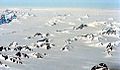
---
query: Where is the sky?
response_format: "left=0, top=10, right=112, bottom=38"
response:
left=0, top=0, right=120, bottom=8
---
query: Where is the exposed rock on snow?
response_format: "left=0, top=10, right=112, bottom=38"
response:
left=101, top=28, right=116, bottom=35
left=91, top=63, right=110, bottom=70
left=61, top=45, right=73, bottom=51
left=33, top=38, right=55, bottom=50
left=0, top=46, right=11, bottom=51
left=9, top=57, right=22, bottom=64
left=0, top=54, right=22, bottom=64
left=73, top=24, right=87, bottom=30
left=34, top=32, right=42, bottom=37
left=0, top=8, right=120, bottom=70
left=13, top=45, right=33, bottom=51
left=32, top=52, right=45, bottom=58
left=0, top=61, right=8, bottom=68
left=105, top=43, right=113, bottom=56
left=15, top=52, right=29, bottom=58
left=25, top=32, right=51, bottom=40
left=9, top=41, right=18, bottom=47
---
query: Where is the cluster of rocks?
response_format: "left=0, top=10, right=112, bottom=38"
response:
left=26, top=32, right=50, bottom=40
left=0, top=31, right=55, bottom=67
left=15, top=52, right=29, bottom=58
left=64, top=33, right=95, bottom=45
left=33, top=52, right=47, bottom=59
left=0, top=54, right=23, bottom=64
left=0, top=46, right=11, bottom=51
left=73, top=24, right=88, bottom=30
left=0, top=40, right=53, bottom=66
left=8, top=41, right=33, bottom=52
left=61, top=33, right=95, bottom=51
left=105, top=43, right=114, bottom=56
left=14, top=45, right=33, bottom=51
left=99, top=27, right=119, bottom=56
left=61, top=36, right=78, bottom=51
left=33, top=38, right=55, bottom=50
left=0, top=61, right=8, bottom=68
left=91, top=63, right=110, bottom=70
left=101, top=28, right=116, bottom=35
left=25, top=32, right=55, bottom=50
left=61, top=44, right=73, bottom=51
left=9, top=57, right=22, bottom=64
left=61, top=31, right=117, bottom=57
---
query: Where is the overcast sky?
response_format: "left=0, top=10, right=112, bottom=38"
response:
left=0, top=0, right=120, bottom=8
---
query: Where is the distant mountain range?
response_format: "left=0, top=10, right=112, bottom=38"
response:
left=0, top=9, right=17, bottom=25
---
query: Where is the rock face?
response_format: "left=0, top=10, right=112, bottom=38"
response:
left=91, top=63, right=110, bottom=70
left=0, top=46, right=3, bottom=51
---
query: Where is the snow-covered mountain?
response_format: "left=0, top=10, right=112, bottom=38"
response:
left=0, top=8, right=120, bottom=70
left=0, top=8, right=35, bottom=25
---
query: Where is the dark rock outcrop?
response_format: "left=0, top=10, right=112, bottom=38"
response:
left=91, top=63, right=110, bottom=70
